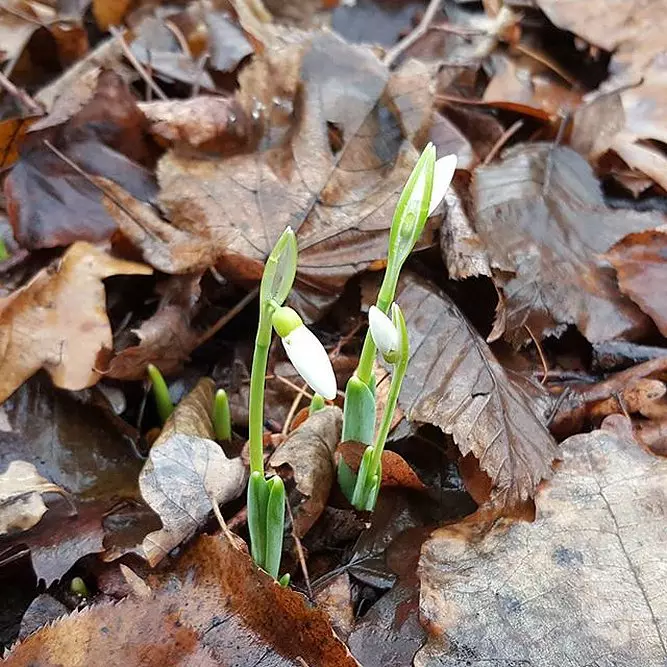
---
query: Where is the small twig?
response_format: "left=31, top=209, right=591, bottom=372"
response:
left=513, top=42, right=577, bottom=86
left=285, top=501, right=312, bottom=599
left=0, top=71, right=42, bottom=115
left=196, top=287, right=259, bottom=347
left=266, top=374, right=314, bottom=400
left=524, top=325, right=548, bottom=385
left=282, top=381, right=309, bottom=435
left=108, top=26, right=168, bottom=101
left=383, top=0, right=442, bottom=67
left=482, top=119, right=523, bottom=166
left=209, top=493, right=236, bottom=543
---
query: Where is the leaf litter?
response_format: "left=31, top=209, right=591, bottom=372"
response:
left=2, top=0, right=667, bottom=663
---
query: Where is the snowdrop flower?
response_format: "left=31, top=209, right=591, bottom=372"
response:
left=425, top=153, right=458, bottom=216
left=272, top=306, right=337, bottom=400
left=368, top=305, right=399, bottom=360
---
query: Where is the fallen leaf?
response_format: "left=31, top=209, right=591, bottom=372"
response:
left=0, top=242, right=152, bottom=403
left=606, top=228, right=667, bottom=337
left=0, top=376, right=145, bottom=584
left=270, top=406, right=342, bottom=538
left=5, top=71, right=157, bottom=250
left=107, top=274, right=203, bottom=381
left=535, top=0, right=667, bottom=83
left=416, top=428, right=667, bottom=666
left=394, top=272, right=557, bottom=504
left=92, top=0, right=132, bottom=31
left=473, top=143, right=662, bottom=344
left=0, top=1, right=42, bottom=67
left=337, top=442, right=427, bottom=493
left=205, top=11, right=254, bottom=72
left=0, top=461, right=69, bottom=536
left=151, top=34, right=434, bottom=320
left=313, top=571, right=354, bottom=641
left=0, top=116, right=38, bottom=169
left=4, top=533, right=361, bottom=667
left=137, top=96, right=252, bottom=153
left=139, top=378, right=247, bottom=565
left=18, top=593, right=68, bottom=641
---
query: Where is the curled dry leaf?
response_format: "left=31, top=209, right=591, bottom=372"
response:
left=394, top=272, right=557, bottom=504
left=4, top=533, right=360, bottom=667
left=473, top=143, right=662, bottom=344
left=139, top=378, right=246, bottom=566
left=337, top=442, right=427, bottom=494
left=107, top=274, right=203, bottom=381
left=148, top=35, right=434, bottom=319
left=606, top=228, right=667, bottom=337
left=269, top=406, right=342, bottom=538
left=0, top=461, right=70, bottom=535
left=416, top=429, right=667, bottom=667
left=0, top=242, right=152, bottom=403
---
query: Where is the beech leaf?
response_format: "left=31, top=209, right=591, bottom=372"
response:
left=417, top=429, right=667, bottom=666
left=394, top=272, right=557, bottom=503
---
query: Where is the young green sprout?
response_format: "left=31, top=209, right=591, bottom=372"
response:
left=247, top=227, right=337, bottom=580
left=339, top=143, right=456, bottom=508
left=213, top=389, right=232, bottom=441
left=309, top=393, right=326, bottom=415
left=0, top=238, right=9, bottom=262
left=147, top=363, right=174, bottom=424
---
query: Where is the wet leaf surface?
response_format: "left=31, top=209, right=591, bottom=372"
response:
left=416, top=429, right=667, bottom=666
left=4, top=533, right=361, bottom=667
left=473, top=143, right=662, bottom=344
left=394, top=272, right=557, bottom=503
left=0, top=242, right=152, bottom=403
left=138, top=379, right=246, bottom=565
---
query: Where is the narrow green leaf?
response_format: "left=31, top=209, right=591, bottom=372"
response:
left=337, top=457, right=357, bottom=503
left=247, top=471, right=269, bottom=569
left=147, top=364, right=174, bottom=424
left=213, top=388, right=232, bottom=441
left=309, top=393, right=326, bottom=415
left=278, top=573, right=291, bottom=587
left=342, top=376, right=376, bottom=445
left=264, top=475, right=286, bottom=579
left=351, top=446, right=374, bottom=509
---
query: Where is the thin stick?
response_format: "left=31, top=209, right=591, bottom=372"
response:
left=210, top=493, right=236, bottom=543
left=285, top=500, right=313, bottom=599
left=383, top=0, right=442, bottom=67
left=482, top=119, right=523, bottom=166
left=524, top=325, right=548, bottom=385
left=196, top=287, right=259, bottom=346
left=282, top=381, right=308, bottom=435
left=108, top=26, right=168, bottom=101
left=266, top=374, right=314, bottom=400
left=0, top=71, right=42, bottom=114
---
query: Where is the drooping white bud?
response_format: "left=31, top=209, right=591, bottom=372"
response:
left=281, top=325, right=337, bottom=400
left=428, top=154, right=458, bottom=215
left=368, top=305, right=399, bottom=358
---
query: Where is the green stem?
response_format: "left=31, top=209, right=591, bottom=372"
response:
left=213, top=389, right=232, bottom=441
left=248, top=303, right=274, bottom=475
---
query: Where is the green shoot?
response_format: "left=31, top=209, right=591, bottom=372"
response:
left=213, top=388, right=232, bottom=441
left=147, top=364, right=173, bottom=424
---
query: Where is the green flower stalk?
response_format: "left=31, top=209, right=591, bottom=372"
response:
left=147, top=364, right=173, bottom=424
left=247, top=227, right=337, bottom=579
left=213, top=389, right=232, bottom=441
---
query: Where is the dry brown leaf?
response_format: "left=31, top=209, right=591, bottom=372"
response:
left=0, top=460, right=69, bottom=535
left=92, top=0, right=132, bottom=31
left=269, top=406, right=342, bottom=538
left=4, top=533, right=360, bottom=666
left=107, top=274, right=203, bottom=381
left=606, top=228, right=667, bottom=337
left=416, top=429, right=667, bottom=666
left=143, top=35, right=433, bottom=320
left=473, top=143, right=662, bottom=344
left=535, top=0, right=667, bottom=83
left=0, top=242, right=151, bottom=403
left=394, top=272, right=557, bottom=504
left=139, top=379, right=246, bottom=565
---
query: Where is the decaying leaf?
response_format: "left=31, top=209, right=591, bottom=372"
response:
left=139, top=378, right=246, bottom=565
left=416, top=429, right=667, bottom=666
left=4, top=533, right=360, bottom=666
left=0, top=376, right=145, bottom=584
left=146, top=34, right=433, bottom=319
left=270, top=406, right=342, bottom=538
left=107, top=274, right=203, bottom=380
left=0, top=242, right=152, bottom=403
left=394, top=272, right=557, bottom=503
left=606, top=228, right=667, bottom=337
left=535, top=0, right=667, bottom=83
left=0, top=461, right=69, bottom=535
left=473, top=143, right=662, bottom=344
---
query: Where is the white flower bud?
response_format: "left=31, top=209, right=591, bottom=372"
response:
left=368, top=305, right=399, bottom=357
left=412, top=153, right=458, bottom=217
left=281, top=325, right=337, bottom=400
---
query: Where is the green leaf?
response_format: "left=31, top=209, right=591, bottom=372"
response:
left=147, top=364, right=174, bottom=424
left=342, top=376, right=376, bottom=446
left=264, top=476, right=286, bottom=579
left=247, top=471, right=269, bottom=569
left=260, top=227, right=298, bottom=306
left=213, top=389, right=231, bottom=441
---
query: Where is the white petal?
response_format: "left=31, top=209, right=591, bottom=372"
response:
left=428, top=154, right=458, bottom=216
left=368, top=305, right=398, bottom=356
left=281, top=325, right=337, bottom=400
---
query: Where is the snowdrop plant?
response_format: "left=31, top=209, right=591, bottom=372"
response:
left=339, top=143, right=457, bottom=510
left=247, top=227, right=336, bottom=579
